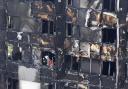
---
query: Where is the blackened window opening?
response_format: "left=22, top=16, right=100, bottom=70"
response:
left=12, top=47, right=22, bottom=60
left=43, top=0, right=54, bottom=3
left=102, top=61, right=109, bottom=75
left=110, top=62, right=116, bottom=76
left=102, top=61, right=116, bottom=76
left=42, top=20, right=48, bottom=34
left=64, top=55, right=72, bottom=70
left=72, top=56, right=80, bottom=71
left=48, top=84, right=53, bottom=89
left=8, top=78, right=19, bottom=89
left=103, top=0, right=115, bottom=11
left=102, top=28, right=116, bottom=43
left=68, top=0, right=72, bottom=5
left=49, top=21, right=54, bottom=34
left=67, top=23, right=72, bottom=36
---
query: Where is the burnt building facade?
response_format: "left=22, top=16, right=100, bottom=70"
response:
left=0, top=0, right=128, bottom=89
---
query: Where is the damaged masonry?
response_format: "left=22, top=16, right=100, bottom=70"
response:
left=0, top=0, right=128, bottom=89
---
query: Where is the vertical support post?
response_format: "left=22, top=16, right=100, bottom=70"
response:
left=116, top=0, right=120, bottom=88
left=116, top=18, right=120, bottom=88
